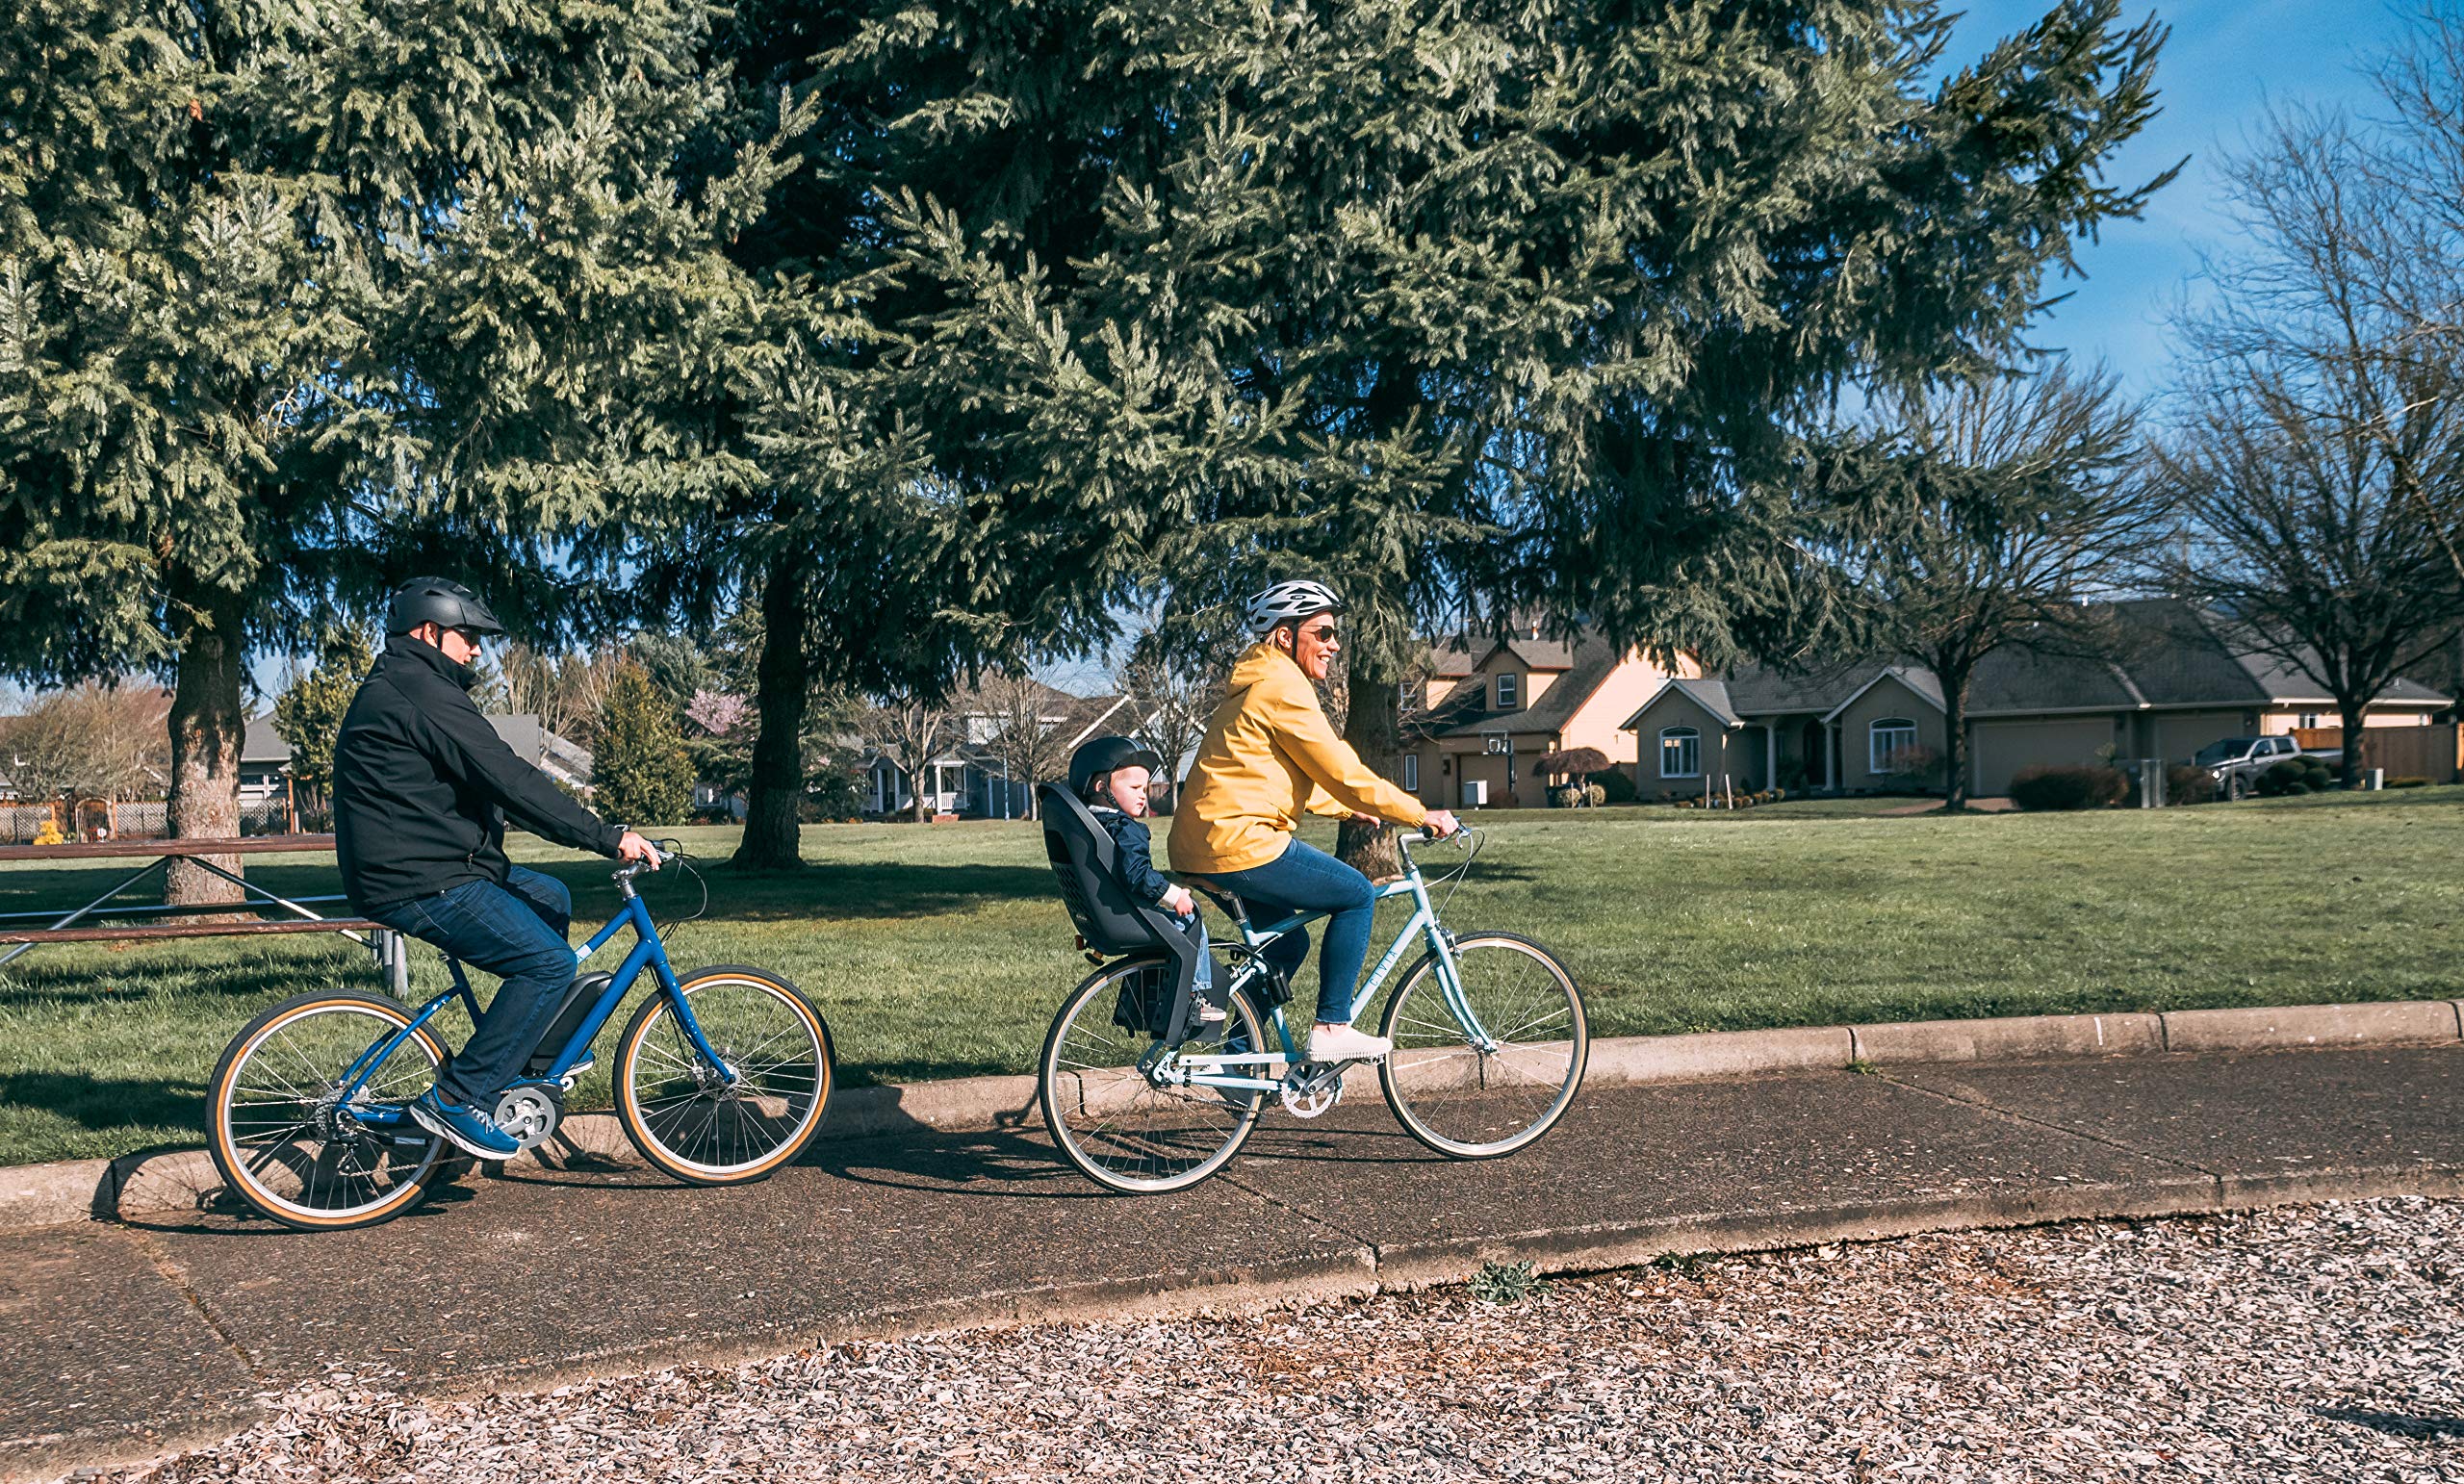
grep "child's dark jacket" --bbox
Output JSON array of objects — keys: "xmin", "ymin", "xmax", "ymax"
[{"xmin": 1089, "ymin": 805, "xmax": 1172, "ymax": 906}]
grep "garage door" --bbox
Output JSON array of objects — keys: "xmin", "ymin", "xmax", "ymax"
[{"xmin": 1971, "ymin": 718, "xmax": 2117, "ymax": 797}]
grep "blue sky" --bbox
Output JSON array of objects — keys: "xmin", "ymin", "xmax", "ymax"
[{"xmin": 1945, "ymin": 0, "xmax": 2420, "ymax": 393}]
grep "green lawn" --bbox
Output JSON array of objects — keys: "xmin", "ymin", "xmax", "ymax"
[{"xmin": 3, "ymin": 787, "xmax": 2459, "ymax": 1166}]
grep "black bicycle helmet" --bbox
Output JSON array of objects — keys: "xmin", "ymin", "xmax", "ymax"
[
  {"xmin": 385, "ymin": 576, "xmax": 506, "ymax": 637},
  {"xmin": 1069, "ymin": 735, "xmax": 1165, "ymax": 800}
]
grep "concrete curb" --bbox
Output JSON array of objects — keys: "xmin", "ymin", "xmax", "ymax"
[{"xmin": 5, "ymin": 999, "xmax": 2460, "ymax": 1233}]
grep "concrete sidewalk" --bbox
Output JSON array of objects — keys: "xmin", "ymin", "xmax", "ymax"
[{"xmin": 6, "ymin": 1043, "xmax": 2461, "ymax": 1480}]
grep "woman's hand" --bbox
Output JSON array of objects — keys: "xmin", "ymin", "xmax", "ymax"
[{"xmin": 1422, "ymin": 809, "xmax": 1462, "ymax": 839}]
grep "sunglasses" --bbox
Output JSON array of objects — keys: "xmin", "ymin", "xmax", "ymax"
[{"xmin": 1298, "ymin": 624, "xmax": 1341, "ymax": 643}]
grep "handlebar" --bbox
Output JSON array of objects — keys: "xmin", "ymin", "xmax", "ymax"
[{"xmin": 612, "ymin": 841, "xmax": 679, "ymax": 885}]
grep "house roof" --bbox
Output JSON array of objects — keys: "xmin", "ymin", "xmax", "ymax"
[
  {"xmin": 242, "ymin": 715, "xmax": 291, "ymax": 766},
  {"xmin": 245, "ymin": 712, "xmax": 592, "ymax": 778},
  {"xmin": 1620, "ymin": 678, "xmax": 1743, "ymax": 731},
  {"xmin": 1648, "ymin": 599, "xmax": 2451, "ymax": 726},
  {"xmin": 1413, "ymin": 631, "xmax": 1628, "ymax": 740},
  {"xmin": 1820, "ymin": 666, "xmax": 1945, "ymax": 722}
]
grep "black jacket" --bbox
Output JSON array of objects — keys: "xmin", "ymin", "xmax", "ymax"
[
  {"xmin": 1089, "ymin": 805, "xmax": 1173, "ymax": 908},
  {"xmin": 332, "ymin": 637, "xmax": 623, "ymax": 911}
]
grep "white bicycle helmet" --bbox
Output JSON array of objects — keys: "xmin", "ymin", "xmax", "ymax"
[{"xmin": 1245, "ymin": 578, "xmax": 1347, "ymax": 635}]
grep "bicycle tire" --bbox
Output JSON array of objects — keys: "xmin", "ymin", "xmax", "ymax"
[
  {"xmin": 1376, "ymin": 932, "xmax": 1588, "ymax": 1159},
  {"xmin": 207, "ymin": 991, "xmax": 451, "ymax": 1231},
  {"xmin": 613, "ymin": 963, "xmax": 834, "ymax": 1186},
  {"xmin": 1039, "ymin": 955, "xmax": 1271, "ymax": 1193}
]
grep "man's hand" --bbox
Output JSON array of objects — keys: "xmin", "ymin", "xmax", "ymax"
[
  {"xmin": 1422, "ymin": 809, "xmax": 1462, "ymax": 839},
  {"xmin": 1161, "ymin": 883, "xmax": 1195, "ymax": 916},
  {"xmin": 616, "ymin": 831, "xmax": 662, "ymax": 868}
]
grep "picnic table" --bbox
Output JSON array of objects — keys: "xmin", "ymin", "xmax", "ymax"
[{"xmin": 0, "ymin": 833, "xmax": 410, "ymax": 992}]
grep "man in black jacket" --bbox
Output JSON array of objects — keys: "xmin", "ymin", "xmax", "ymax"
[{"xmin": 335, "ymin": 577, "xmax": 657, "ymax": 1161}]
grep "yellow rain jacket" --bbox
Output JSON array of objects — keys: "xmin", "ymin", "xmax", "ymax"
[{"xmin": 1168, "ymin": 641, "xmax": 1429, "ymax": 875}]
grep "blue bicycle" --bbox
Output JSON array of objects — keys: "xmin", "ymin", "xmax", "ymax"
[
  {"xmin": 207, "ymin": 848, "xmax": 834, "ymax": 1230},
  {"xmin": 1038, "ymin": 829, "xmax": 1588, "ymax": 1193}
]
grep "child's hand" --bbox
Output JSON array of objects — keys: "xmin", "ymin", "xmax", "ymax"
[{"xmin": 1162, "ymin": 883, "xmax": 1195, "ymax": 915}]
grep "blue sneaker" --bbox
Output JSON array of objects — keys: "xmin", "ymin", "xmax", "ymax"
[{"xmin": 407, "ymin": 1090, "xmax": 521, "ymax": 1161}]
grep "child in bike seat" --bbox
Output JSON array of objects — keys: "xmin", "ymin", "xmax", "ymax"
[{"xmin": 1068, "ymin": 735, "xmax": 1221, "ymax": 1025}]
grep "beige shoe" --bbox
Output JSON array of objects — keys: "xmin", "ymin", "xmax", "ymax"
[{"xmin": 1308, "ymin": 1023, "xmax": 1392, "ymax": 1062}]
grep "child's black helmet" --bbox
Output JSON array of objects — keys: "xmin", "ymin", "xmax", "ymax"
[{"xmin": 1069, "ymin": 735, "xmax": 1164, "ymax": 799}]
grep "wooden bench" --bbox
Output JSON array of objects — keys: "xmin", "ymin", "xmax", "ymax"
[{"xmin": 0, "ymin": 834, "xmax": 408, "ymax": 991}]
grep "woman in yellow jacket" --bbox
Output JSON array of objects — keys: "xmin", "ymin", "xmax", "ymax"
[{"xmin": 1168, "ymin": 580, "xmax": 1459, "ymax": 1062}]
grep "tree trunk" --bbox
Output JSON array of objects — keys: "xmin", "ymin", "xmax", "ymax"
[
  {"xmin": 732, "ymin": 553, "xmax": 808, "ymax": 871},
  {"xmin": 165, "ymin": 578, "xmax": 246, "ymax": 911},
  {"xmin": 1335, "ymin": 657, "xmax": 1402, "ymax": 880},
  {"xmin": 1940, "ymin": 668, "xmax": 1972, "ymax": 811},
  {"xmin": 2337, "ymin": 697, "xmax": 2370, "ymax": 788}
]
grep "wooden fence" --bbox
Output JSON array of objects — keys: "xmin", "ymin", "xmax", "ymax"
[{"xmin": 2289, "ymin": 725, "xmax": 2462, "ymax": 784}]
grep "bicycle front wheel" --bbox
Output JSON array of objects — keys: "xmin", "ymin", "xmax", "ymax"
[
  {"xmin": 207, "ymin": 992, "xmax": 449, "ymax": 1231},
  {"xmin": 1039, "ymin": 957, "xmax": 1272, "ymax": 1193},
  {"xmin": 614, "ymin": 964, "xmax": 834, "ymax": 1186},
  {"xmin": 1378, "ymin": 932, "xmax": 1588, "ymax": 1159}
]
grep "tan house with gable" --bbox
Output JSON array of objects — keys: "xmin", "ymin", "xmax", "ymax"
[{"xmin": 1395, "ymin": 627, "xmax": 1688, "ymax": 809}]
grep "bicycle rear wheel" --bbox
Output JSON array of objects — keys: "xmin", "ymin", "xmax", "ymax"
[
  {"xmin": 614, "ymin": 964, "xmax": 834, "ymax": 1186},
  {"xmin": 1039, "ymin": 956, "xmax": 1271, "ymax": 1193},
  {"xmin": 1377, "ymin": 932, "xmax": 1587, "ymax": 1158},
  {"xmin": 207, "ymin": 992, "xmax": 449, "ymax": 1231}
]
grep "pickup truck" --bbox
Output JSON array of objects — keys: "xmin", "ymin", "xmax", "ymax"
[{"xmin": 2193, "ymin": 734, "xmax": 2340, "ymax": 787}]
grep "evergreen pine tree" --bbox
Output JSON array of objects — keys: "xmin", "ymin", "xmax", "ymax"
[
  {"xmin": 0, "ymin": 0, "xmax": 783, "ymax": 901},
  {"xmin": 875, "ymin": 0, "xmax": 2175, "ymax": 870},
  {"xmin": 595, "ymin": 664, "xmax": 696, "ymax": 827},
  {"xmin": 271, "ymin": 630, "xmax": 375, "ymax": 813}
]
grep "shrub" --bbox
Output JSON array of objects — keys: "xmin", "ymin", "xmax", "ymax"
[
  {"xmin": 2256, "ymin": 757, "xmax": 2337, "ymax": 797},
  {"xmin": 2164, "ymin": 764, "xmax": 2218, "ymax": 806},
  {"xmin": 1548, "ymin": 785, "xmax": 1581, "ymax": 808},
  {"xmin": 2010, "ymin": 764, "xmax": 2128, "ymax": 811},
  {"xmin": 1880, "ymin": 744, "xmax": 1943, "ymax": 793},
  {"xmin": 1587, "ymin": 769, "xmax": 1637, "ymax": 804},
  {"xmin": 1581, "ymin": 782, "xmax": 1607, "ymax": 807},
  {"xmin": 2389, "ymin": 775, "xmax": 2430, "ymax": 789}
]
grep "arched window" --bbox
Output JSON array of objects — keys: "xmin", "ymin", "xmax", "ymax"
[
  {"xmin": 1659, "ymin": 727, "xmax": 1701, "ymax": 779},
  {"xmin": 1869, "ymin": 718, "xmax": 1917, "ymax": 774}
]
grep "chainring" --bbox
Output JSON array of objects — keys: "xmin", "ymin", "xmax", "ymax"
[
  {"xmin": 1278, "ymin": 1064, "xmax": 1347, "ymax": 1119},
  {"xmin": 492, "ymin": 1084, "xmax": 564, "ymax": 1151}
]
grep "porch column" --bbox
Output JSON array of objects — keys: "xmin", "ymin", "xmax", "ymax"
[
  {"xmin": 1764, "ymin": 726, "xmax": 1777, "ymax": 790},
  {"xmin": 1824, "ymin": 722, "xmax": 1836, "ymax": 792}
]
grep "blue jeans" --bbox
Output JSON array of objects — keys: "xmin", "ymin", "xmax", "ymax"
[
  {"xmin": 369, "ymin": 867, "xmax": 577, "ymax": 1107},
  {"xmin": 1210, "ymin": 837, "xmax": 1376, "ymax": 1025}
]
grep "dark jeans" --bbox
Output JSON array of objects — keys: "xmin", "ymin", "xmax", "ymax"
[
  {"xmin": 1210, "ymin": 837, "xmax": 1376, "ymax": 1025},
  {"xmin": 369, "ymin": 866, "xmax": 576, "ymax": 1107}
]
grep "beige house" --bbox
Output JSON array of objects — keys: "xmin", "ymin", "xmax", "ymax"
[
  {"xmin": 1619, "ymin": 599, "xmax": 2451, "ymax": 799},
  {"xmin": 1397, "ymin": 628, "xmax": 1687, "ymax": 809}
]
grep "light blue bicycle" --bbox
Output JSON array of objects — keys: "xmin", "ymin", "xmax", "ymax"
[{"xmin": 1038, "ymin": 829, "xmax": 1588, "ymax": 1192}]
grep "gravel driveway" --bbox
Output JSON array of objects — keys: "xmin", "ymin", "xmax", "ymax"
[{"xmin": 104, "ymin": 1198, "xmax": 2464, "ymax": 1482}]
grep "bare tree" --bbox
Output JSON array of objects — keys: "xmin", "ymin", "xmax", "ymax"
[
  {"xmin": 2158, "ymin": 54, "xmax": 2464, "ymax": 785},
  {"xmin": 1116, "ymin": 646, "xmax": 1222, "ymax": 812},
  {"xmin": 1830, "ymin": 361, "xmax": 2161, "ymax": 810},
  {"xmin": 0, "ymin": 683, "xmax": 169, "ymax": 805},
  {"xmin": 865, "ymin": 697, "xmax": 956, "ymax": 822},
  {"xmin": 972, "ymin": 670, "xmax": 1067, "ymax": 820}
]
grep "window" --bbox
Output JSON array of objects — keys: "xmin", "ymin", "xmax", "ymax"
[
  {"xmin": 1869, "ymin": 718, "xmax": 1917, "ymax": 774},
  {"xmin": 2297, "ymin": 713, "xmax": 2322, "ymax": 730},
  {"xmin": 1495, "ymin": 673, "xmax": 1519, "ymax": 710},
  {"xmin": 1402, "ymin": 753, "xmax": 1420, "ymax": 792},
  {"xmin": 1659, "ymin": 727, "xmax": 1701, "ymax": 779}
]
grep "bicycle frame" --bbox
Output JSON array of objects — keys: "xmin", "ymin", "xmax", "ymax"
[
  {"xmin": 1167, "ymin": 839, "xmax": 1489, "ymax": 1095},
  {"xmin": 327, "ymin": 884, "xmax": 736, "ymax": 1122}
]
